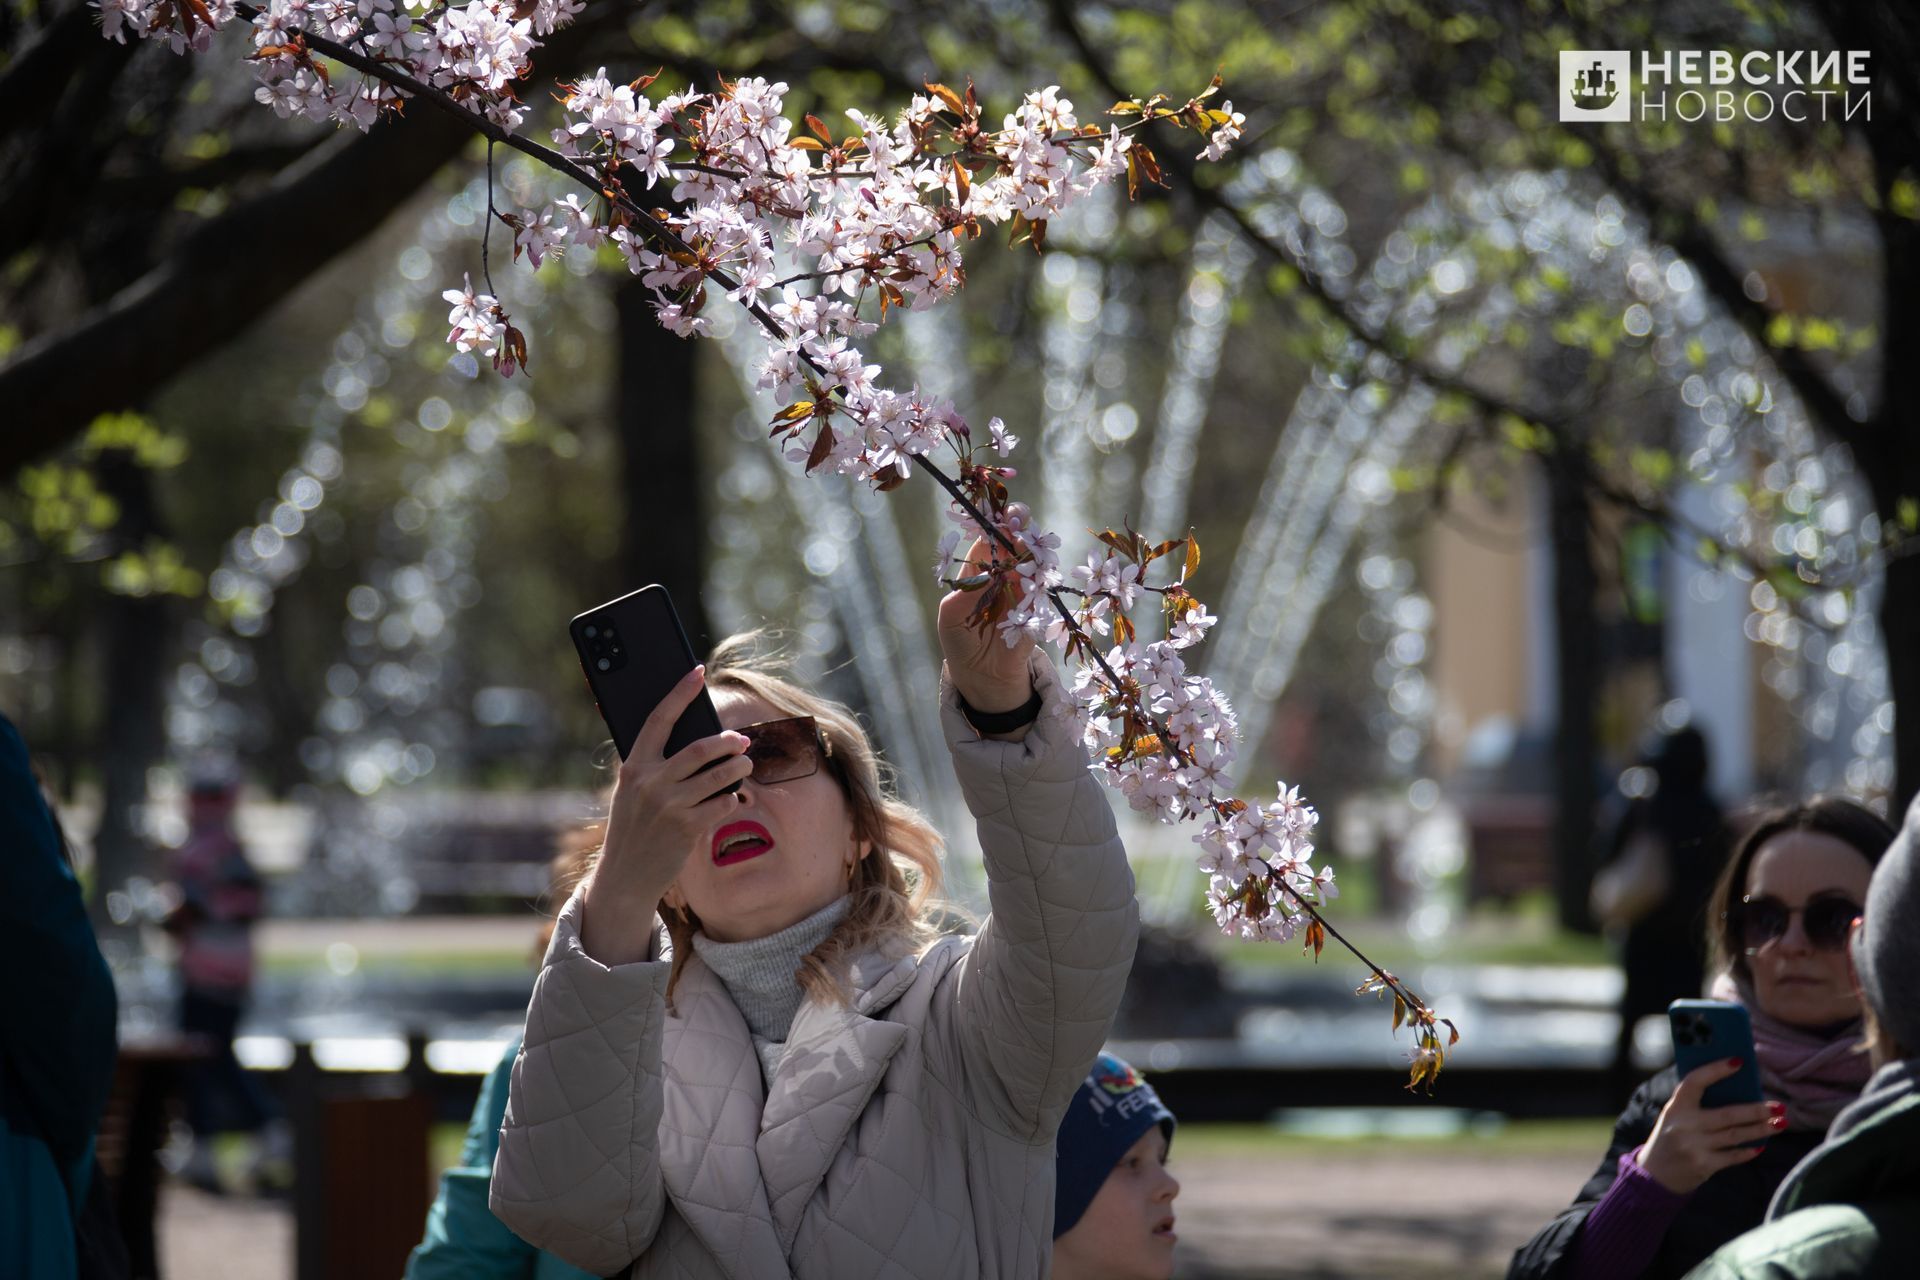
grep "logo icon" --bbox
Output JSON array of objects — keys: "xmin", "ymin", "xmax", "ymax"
[
  {"xmin": 1091, "ymin": 1055, "xmax": 1144, "ymax": 1095},
  {"xmin": 1560, "ymin": 51, "xmax": 1631, "ymax": 122}
]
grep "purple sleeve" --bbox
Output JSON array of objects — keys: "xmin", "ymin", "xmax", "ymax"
[{"xmin": 1565, "ymin": 1145, "xmax": 1692, "ymax": 1280}]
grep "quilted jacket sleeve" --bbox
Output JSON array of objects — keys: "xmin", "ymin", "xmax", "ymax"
[
  {"xmin": 490, "ymin": 894, "xmax": 670, "ymax": 1277},
  {"xmin": 941, "ymin": 650, "xmax": 1140, "ymax": 1143}
]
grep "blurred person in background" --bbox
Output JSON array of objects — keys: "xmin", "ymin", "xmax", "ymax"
[
  {"xmin": 406, "ymin": 831, "xmax": 604, "ymax": 1280},
  {"xmin": 2, "ymin": 712, "xmax": 123, "ymax": 1279},
  {"xmin": 1051, "ymin": 1052, "xmax": 1181, "ymax": 1280},
  {"xmin": 1682, "ymin": 790, "xmax": 1920, "ymax": 1279},
  {"xmin": 1511, "ymin": 797, "xmax": 1892, "ymax": 1280},
  {"xmin": 162, "ymin": 761, "xmax": 289, "ymax": 1193},
  {"xmin": 1591, "ymin": 721, "xmax": 1728, "ymax": 1107}
]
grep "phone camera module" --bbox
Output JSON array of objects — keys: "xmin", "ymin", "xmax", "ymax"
[
  {"xmin": 583, "ymin": 621, "xmax": 628, "ymax": 673},
  {"xmin": 1673, "ymin": 1014, "xmax": 1711, "ymax": 1047}
]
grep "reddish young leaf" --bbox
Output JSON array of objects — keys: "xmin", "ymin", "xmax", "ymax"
[
  {"xmin": 924, "ymin": 81, "xmax": 966, "ymax": 115},
  {"xmin": 805, "ymin": 424, "xmax": 837, "ymax": 473},
  {"xmin": 805, "ymin": 113, "xmax": 832, "ymax": 142},
  {"xmin": 1134, "ymin": 144, "xmax": 1166, "ymax": 189}
]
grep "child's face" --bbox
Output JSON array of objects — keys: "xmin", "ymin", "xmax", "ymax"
[{"xmin": 1052, "ymin": 1127, "xmax": 1180, "ymax": 1280}]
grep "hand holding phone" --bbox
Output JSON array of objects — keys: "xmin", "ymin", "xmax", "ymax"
[
  {"xmin": 1634, "ymin": 1000, "xmax": 1785, "ymax": 1194},
  {"xmin": 1669, "ymin": 1001, "xmax": 1763, "ymax": 1109},
  {"xmin": 579, "ymin": 666, "xmax": 754, "ymax": 965},
  {"xmin": 571, "ymin": 584, "xmax": 731, "ymax": 770},
  {"xmin": 570, "ymin": 586, "xmax": 751, "ymax": 965}
]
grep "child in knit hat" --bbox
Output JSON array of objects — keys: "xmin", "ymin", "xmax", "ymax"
[{"xmin": 1052, "ymin": 1052, "xmax": 1181, "ymax": 1280}]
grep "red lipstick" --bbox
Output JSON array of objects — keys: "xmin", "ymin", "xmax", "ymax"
[{"xmin": 712, "ymin": 820, "xmax": 774, "ymax": 866}]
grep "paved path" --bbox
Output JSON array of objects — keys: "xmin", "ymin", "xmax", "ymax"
[
  {"xmin": 1174, "ymin": 1148, "xmax": 1594, "ymax": 1278},
  {"xmin": 159, "ymin": 1144, "xmax": 1595, "ymax": 1279}
]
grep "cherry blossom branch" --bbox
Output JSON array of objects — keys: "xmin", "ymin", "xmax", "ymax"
[{"xmin": 100, "ymin": 0, "xmax": 1453, "ymax": 1088}]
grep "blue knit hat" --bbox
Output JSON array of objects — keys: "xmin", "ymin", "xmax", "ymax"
[{"xmin": 1053, "ymin": 1052, "xmax": 1176, "ymax": 1238}]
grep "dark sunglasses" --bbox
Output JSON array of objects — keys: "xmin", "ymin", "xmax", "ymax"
[
  {"xmin": 738, "ymin": 715, "xmax": 832, "ymax": 785},
  {"xmin": 1731, "ymin": 893, "xmax": 1862, "ymax": 955}
]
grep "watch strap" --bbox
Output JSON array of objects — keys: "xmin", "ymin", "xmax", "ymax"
[{"xmin": 956, "ymin": 686, "xmax": 1044, "ymax": 734}]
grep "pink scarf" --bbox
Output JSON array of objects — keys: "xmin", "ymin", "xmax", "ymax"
[{"xmin": 1707, "ymin": 971, "xmax": 1871, "ymax": 1131}]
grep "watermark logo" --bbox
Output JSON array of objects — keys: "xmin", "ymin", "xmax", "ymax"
[
  {"xmin": 1557, "ymin": 49, "xmax": 1871, "ymax": 125},
  {"xmin": 1561, "ymin": 52, "xmax": 1631, "ymax": 122}
]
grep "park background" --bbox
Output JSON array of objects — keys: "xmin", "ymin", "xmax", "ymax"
[{"xmin": 4, "ymin": 0, "xmax": 1917, "ymax": 1275}]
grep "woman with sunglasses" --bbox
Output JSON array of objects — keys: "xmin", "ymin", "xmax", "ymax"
[
  {"xmin": 1509, "ymin": 797, "xmax": 1893, "ymax": 1280},
  {"xmin": 490, "ymin": 543, "xmax": 1139, "ymax": 1279}
]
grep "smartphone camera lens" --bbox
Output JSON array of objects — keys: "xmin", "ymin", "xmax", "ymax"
[{"xmin": 584, "ymin": 622, "xmax": 627, "ymax": 673}]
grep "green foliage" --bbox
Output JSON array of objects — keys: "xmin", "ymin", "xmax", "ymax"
[
  {"xmin": 4, "ymin": 413, "xmax": 200, "ymax": 598},
  {"xmin": 103, "ymin": 540, "xmax": 204, "ymax": 598},
  {"xmin": 16, "ymin": 463, "xmax": 118, "ymax": 553},
  {"xmin": 82, "ymin": 411, "xmax": 189, "ymax": 469}
]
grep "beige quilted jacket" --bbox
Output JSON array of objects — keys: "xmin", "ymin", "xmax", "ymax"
[{"xmin": 490, "ymin": 655, "xmax": 1139, "ymax": 1279}]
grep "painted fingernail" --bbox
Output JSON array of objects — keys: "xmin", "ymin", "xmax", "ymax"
[
  {"xmin": 1767, "ymin": 1101, "xmax": 1786, "ymax": 1116},
  {"xmin": 1728, "ymin": 1057, "xmax": 1744, "ymax": 1069},
  {"xmin": 1769, "ymin": 1115, "xmax": 1788, "ymax": 1130}
]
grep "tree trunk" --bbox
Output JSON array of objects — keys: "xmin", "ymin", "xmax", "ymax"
[
  {"xmin": 89, "ymin": 450, "xmax": 173, "ymax": 923},
  {"xmin": 1547, "ymin": 446, "xmax": 1600, "ymax": 932},
  {"xmin": 1872, "ymin": 214, "xmax": 1920, "ymax": 814},
  {"xmin": 614, "ymin": 279, "xmax": 710, "ymax": 650}
]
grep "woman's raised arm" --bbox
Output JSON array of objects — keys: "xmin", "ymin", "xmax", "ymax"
[{"xmin": 934, "ymin": 545, "xmax": 1141, "ymax": 1139}]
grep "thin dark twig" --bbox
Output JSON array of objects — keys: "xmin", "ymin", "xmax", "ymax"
[{"xmin": 482, "ymin": 139, "xmax": 497, "ymax": 296}]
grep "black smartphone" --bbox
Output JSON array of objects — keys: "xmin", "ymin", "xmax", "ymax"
[
  {"xmin": 569, "ymin": 585, "xmax": 736, "ymax": 791},
  {"xmin": 1669, "ymin": 999, "xmax": 1764, "ymax": 1109}
]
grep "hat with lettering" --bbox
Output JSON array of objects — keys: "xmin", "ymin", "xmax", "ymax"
[{"xmin": 1053, "ymin": 1052, "xmax": 1176, "ymax": 1238}]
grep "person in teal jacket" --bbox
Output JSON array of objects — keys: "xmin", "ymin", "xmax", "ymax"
[
  {"xmin": 404, "ymin": 1034, "xmax": 595, "ymax": 1280},
  {"xmin": 1683, "ymin": 790, "xmax": 1920, "ymax": 1280},
  {"xmin": 1, "ymin": 713, "xmax": 120, "ymax": 1279}
]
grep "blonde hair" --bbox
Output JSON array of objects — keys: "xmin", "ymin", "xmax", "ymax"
[
  {"xmin": 536, "ymin": 812, "xmax": 604, "ymax": 963},
  {"xmin": 655, "ymin": 632, "xmax": 947, "ymax": 1008}
]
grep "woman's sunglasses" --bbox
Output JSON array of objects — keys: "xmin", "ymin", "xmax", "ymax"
[
  {"xmin": 738, "ymin": 715, "xmax": 832, "ymax": 785},
  {"xmin": 1731, "ymin": 893, "xmax": 1862, "ymax": 955}
]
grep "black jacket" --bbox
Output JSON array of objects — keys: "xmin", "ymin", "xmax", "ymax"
[
  {"xmin": 1686, "ymin": 1061, "xmax": 1920, "ymax": 1280},
  {"xmin": 1508, "ymin": 1068, "xmax": 1822, "ymax": 1280}
]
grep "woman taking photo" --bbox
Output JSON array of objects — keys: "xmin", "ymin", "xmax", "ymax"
[
  {"xmin": 1509, "ymin": 796, "xmax": 1894, "ymax": 1280},
  {"xmin": 490, "ymin": 552, "xmax": 1139, "ymax": 1278}
]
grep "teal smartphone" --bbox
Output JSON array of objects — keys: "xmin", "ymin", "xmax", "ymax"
[{"xmin": 1668, "ymin": 999, "xmax": 1764, "ymax": 1109}]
